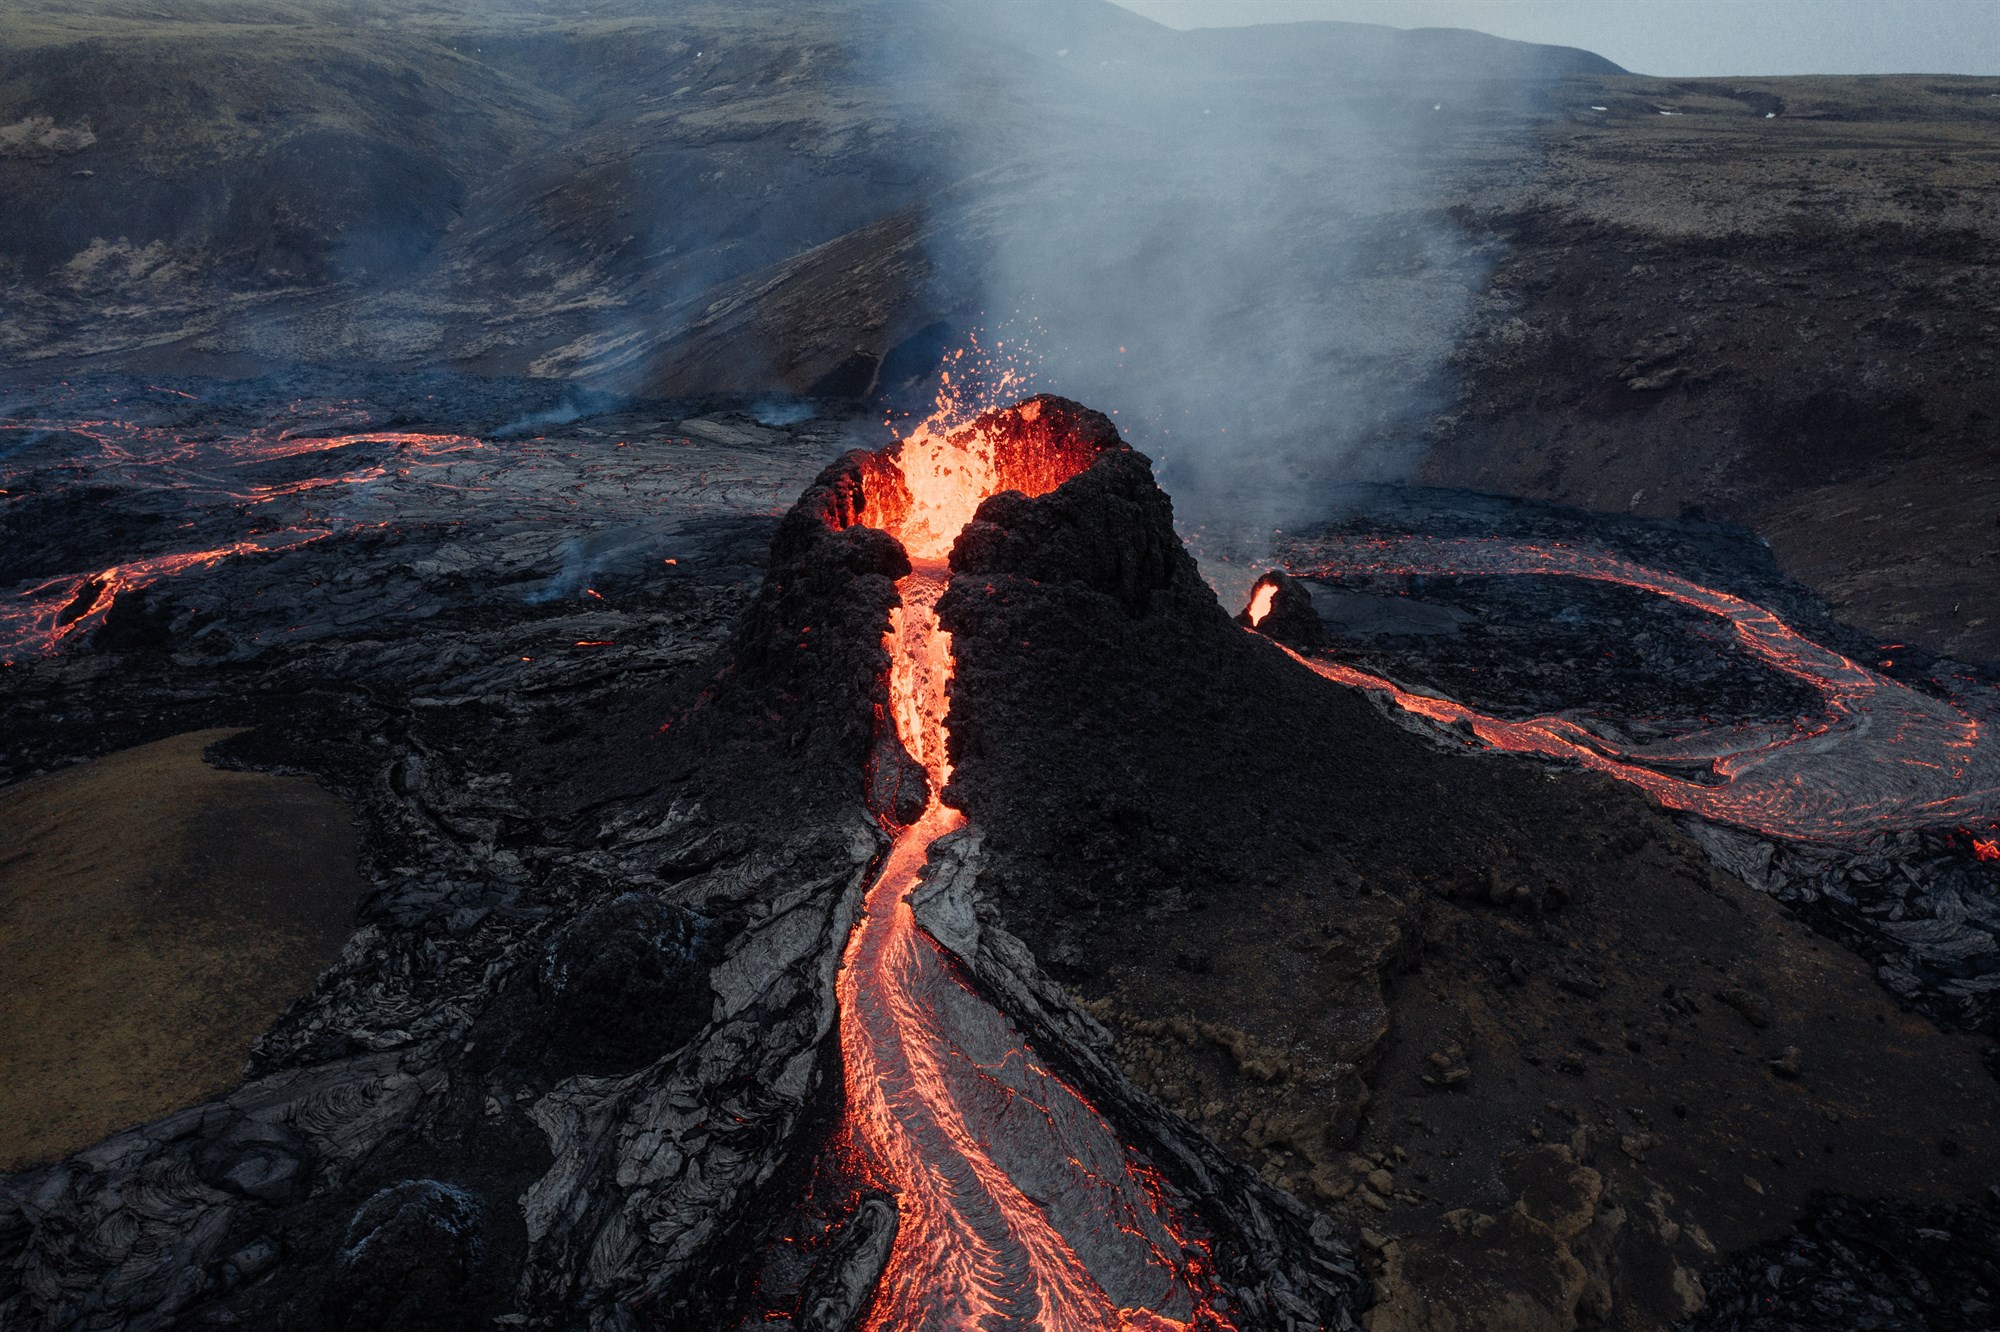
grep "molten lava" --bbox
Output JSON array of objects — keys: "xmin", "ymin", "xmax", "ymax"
[
  {"xmin": 1272, "ymin": 535, "xmax": 2000, "ymax": 845},
  {"xmin": 833, "ymin": 398, "xmax": 1234, "ymax": 1330},
  {"xmin": 0, "ymin": 401, "xmax": 486, "ymax": 662},
  {"xmin": 1244, "ymin": 582, "xmax": 1277, "ymax": 628},
  {"xmin": 6, "ymin": 533, "xmax": 333, "ymax": 662}
]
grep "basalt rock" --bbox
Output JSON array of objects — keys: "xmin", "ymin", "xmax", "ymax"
[
  {"xmin": 193, "ymin": 1114, "xmax": 318, "ymax": 1204},
  {"xmin": 6, "ymin": 381, "xmax": 1995, "ymax": 1332},
  {"xmin": 536, "ymin": 892, "xmax": 711, "ymax": 1076},
  {"xmin": 908, "ymin": 824, "xmax": 1366, "ymax": 1328},
  {"xmin": 0, "ymin": 391, "xmax": 904, "ymax": 1331},
  {"xmin": 929, "ymin": 418, "xmax": 1367, "ymax": 1324},
  {"xmin": 1239, "ymin": 571, "xmax": 1330, "ymax": 653},
  {"xmin": 951, "ymin": 446, "xmax": 1207, "ymax": 621},
  {"xmin": 1681, "ymin": 1190, "xmax": 2000, "ymax": 1331},
  {"xmin": 795, "ymin": 1194, "xmax": 899, "ymax": 1332},
  {"xmin": 677, "ymin": 447, "xmax": 910, "ymax": 827},
  {"xmin": 326, "ymin": 1179, "xmax": 487, "ymax": 1332}
]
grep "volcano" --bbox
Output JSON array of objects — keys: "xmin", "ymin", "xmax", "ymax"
[{"xmin": 2, "ymin": 384, "xmax": 1999, "ymax": 1332}]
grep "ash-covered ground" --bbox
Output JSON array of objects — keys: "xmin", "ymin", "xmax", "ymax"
[{"xmin": 2, "ymin": 381, "xmax": 1997, "ymax": 1332}]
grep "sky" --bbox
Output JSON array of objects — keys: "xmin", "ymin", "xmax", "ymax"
[{"xmin": 1111, "ymin": 0, "xmax": 2000, "ymax": 76}]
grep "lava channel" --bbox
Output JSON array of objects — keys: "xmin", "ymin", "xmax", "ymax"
[
  {"xmin": 834, "ymin": 400, "xmax": 1235, "ymax": 1331},
  {"xmin": 1267, "ymin": 535, "xmax": 2000, "ymax": 845}
]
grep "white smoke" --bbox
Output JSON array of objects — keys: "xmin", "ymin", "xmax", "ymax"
[{"xmin": 869, "ymin": 0, "xmax": 1591, "ymax": 551}]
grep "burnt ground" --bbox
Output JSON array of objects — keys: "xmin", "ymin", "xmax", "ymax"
[
  {"xmin": 1, "ymin": 7, "xmax": 1996, "ymax": 1328},
  {"xmin": 0, "ymin": 376, "xmax": 894, "ymax": 1331},
  {"xmin": 4, "ymin": 8, "xmax": 1991, "ymax": 667},
  {"xmin": 1424, "ymin": 73, "xmax": 2000, "ymax": 667},
  {"xmin": 937, "ymin": 446, "xmax": 2000, "ymax": 1332}
]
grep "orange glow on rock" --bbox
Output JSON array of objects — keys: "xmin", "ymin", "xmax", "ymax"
[
  {"xmin": 0, "ymin": 414, "xmax": 484, "ymax": 662},
  {"xmin": 886, "ymin": 394, "xmax": 1109, "ymax": 563},
  {"xmin": 1279, "ymin": 535, "xmax": 2000, "ymax": 845},
  {"xmin": 3, "ymin": 533, "xmax": 332, "ymax": 662}
]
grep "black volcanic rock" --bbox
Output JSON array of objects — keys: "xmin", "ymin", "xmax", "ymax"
[
  {"xmin": 795, "ymin": 1194, "xmax": 899, "ymax": 1332},
  {"xmin": 954, "ymin": 450, "xmax": 1201, "ymax": 621},
  {"xmin": 943, "ymin": 399, "xmax": 1218, "ymax": 635},
  {"xmin": 326, "ymin": 1179, "xmax": 487, "ymax": 1332},
  {"xmin": 1683, "ymin": 1191, "xmax": 2000, "ymax": 1332},
  {"xmin": 665, "ymin": 446, "xmax": 911, "ymax": 827},
  {"xmin": 932, "ymin": 404, "xmax": 2000, "ymax": 1329},
  {"xmin": 5, "ymin": 383, "xmax": 1999, "ymax": 1332},
  {"xmin": 1238, "ymin": 570, "xmax": 1330, "ymax": 653},
  {"xmin": 193, "ymin": 1115, "xmax": 317, "ymax": 1204},
  {"xmin": 537, "ymin": 893, "xmax": 710, "ymax": 1076}
]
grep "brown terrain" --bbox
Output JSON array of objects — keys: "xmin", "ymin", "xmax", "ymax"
[
  {"xmin": 1428, "ymin": 73, "xmax": 2000, "ymax": 664},
  {"xmin": 0, "ymin": 729, "xmax": 364, "ymax": 1169}
]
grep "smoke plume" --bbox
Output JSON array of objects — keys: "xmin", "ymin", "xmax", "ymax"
[{"xmin": 869, "ymin": 0, "xmax": 1593, "ymax": 552}]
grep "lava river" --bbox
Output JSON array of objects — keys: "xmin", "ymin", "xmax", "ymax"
[
  {"xmin": 1264, "ymin": 535, "xmax": 2000, "ymax": 845},
  {"xmin": 833, "ymin": 406, "xmax": 1234, "ymax": 1331}
]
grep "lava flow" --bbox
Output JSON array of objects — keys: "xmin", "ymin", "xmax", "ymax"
[
  {"xmin": 833, "ymin": 400, "xmax": 1234, "ymax": 1331},
  {"xmin": 10, "ymin": 532, "xmax": 334, "ymax": 659},
  {"xmin": 1267, "ymin": 535, "xmax": 2000, "ymax": 845},
  {"xmin": 0, "ymin": 397, "xmax": 486, "ymax": 661}
]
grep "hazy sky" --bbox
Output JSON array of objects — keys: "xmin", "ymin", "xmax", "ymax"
[{"xmin": 1111, "ymin": 0, "xmax": 2000, "ymax": 76}]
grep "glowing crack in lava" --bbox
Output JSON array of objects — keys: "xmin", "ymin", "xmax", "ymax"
[
  {"xmin": 11, "ymin": 532, "xmax": 334, "ymax": 659},
  {"xmin": 0, "ymin": 402, "xmax": 485, "ymax": 661},
  {"xmin": 834, "ymin": 399, "xmax": 1234, "ymax": 1331},
  {"xmin": 1266, "ymin": 535, "xmax": 2000, "ymax": 845}
]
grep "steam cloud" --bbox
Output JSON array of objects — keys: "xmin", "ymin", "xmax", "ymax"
[{"xmin": 869, "ymin": 1, "xmax": 1565, "ymax": 548}]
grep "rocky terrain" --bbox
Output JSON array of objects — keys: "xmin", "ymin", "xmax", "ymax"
[
  {"xmin": 0, "ymin": 381, "xmax": 1994, "ymax": 1330},
  {"xmin": 6, "ymin": 4, "xmax": 1990, "ymax": 659},
  {"xmin": 940, "ymin": 451, "xmax": 2000, "ymax": 1332},
  {"xmin": 1426, "ymin": 73, "xmax": 2000, "ymax": 666},
  {"xmin": 3, "ymin": 3, "xmax": 1999, "ymax": 1330}
]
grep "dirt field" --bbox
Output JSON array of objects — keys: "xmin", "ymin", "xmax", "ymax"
[{"xmin": 0, "ymin": 728, "xmax": 363, "ymax": 1168}]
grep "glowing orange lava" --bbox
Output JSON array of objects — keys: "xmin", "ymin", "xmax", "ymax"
[
  {"xmin": 0, "ymin": 405, "xmax": 486, "ymax": 662},
  {"xmin": 1274, "ymin": 536, "xmax": 2000, "ymax": 845},
  {"xmin": 3, "ymin": 532, "xmax": 332, "ymax": 663},
  {"xmin": 833, "ymin": 393, "xmax": 1234, "ymax": 1330},
  {"xmin": 1244, "ymin": 582, "xmax": 1277, "ymax": 627},
  {"xmin": 1974, "ymin": 836, "xmax": 2000, "ymax": 863}
]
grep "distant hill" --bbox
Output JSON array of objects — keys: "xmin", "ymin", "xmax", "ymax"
[
  {"xmin": 1183, "ymin": 19, "xmax": 1623, "ymax": 82},
  {"xmin": 0, "ymin": 0, "xmax": 1620, "ymax": 403}
]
